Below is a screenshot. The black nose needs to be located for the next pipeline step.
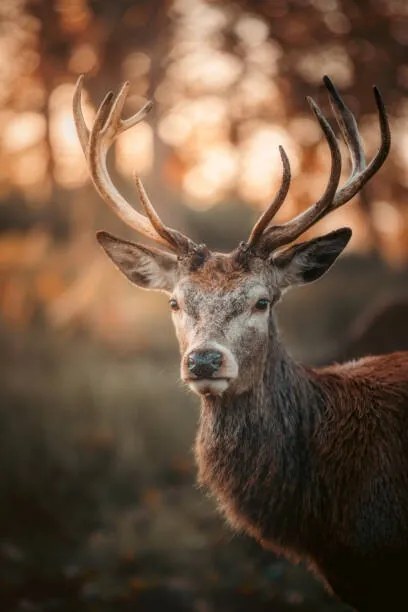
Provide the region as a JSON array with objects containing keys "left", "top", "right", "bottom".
[{"left": 187, "top": 350, "right": 222, "bottom": 379}]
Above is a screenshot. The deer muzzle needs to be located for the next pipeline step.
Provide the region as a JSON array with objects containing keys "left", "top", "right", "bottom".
[{"left": 181, "top": 342, "right": 238, "bottom": 396}]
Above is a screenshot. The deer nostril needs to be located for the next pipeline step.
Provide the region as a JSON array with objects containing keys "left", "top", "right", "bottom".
[{"left": 187, "top": 350, "right": 223, "bottom": 379}]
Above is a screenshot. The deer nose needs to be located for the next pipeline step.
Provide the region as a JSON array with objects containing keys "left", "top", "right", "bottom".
[{"left": 187, "top": 350, "right": 223, "bottom": 379}]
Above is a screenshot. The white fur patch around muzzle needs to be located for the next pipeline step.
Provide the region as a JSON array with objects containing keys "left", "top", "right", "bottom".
[{"left": 186, "top": 378, "right": 231, "bottom": 396}]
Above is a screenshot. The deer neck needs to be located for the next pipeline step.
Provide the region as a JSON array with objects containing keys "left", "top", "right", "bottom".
[{"left": 196, "top": 314, "right": 321, "bottom": 546}]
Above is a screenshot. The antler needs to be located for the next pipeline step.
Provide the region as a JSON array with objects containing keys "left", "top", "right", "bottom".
[
  {"left": 73, "top": 75, "right": 193, "bottom": 254},
  {"left": 247, "top": 146, "right": 291, "bottom": 247},
  {"left": 248, "top": 76, "right": 391, "bottom": 254}
]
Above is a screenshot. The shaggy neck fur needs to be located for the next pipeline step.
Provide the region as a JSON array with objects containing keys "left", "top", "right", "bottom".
[
  {"left": 195, "top": 313, "right": 324, "bottom": 557},
  {"left": 195, "top": 308, "right": 408, "bottom": 603}
]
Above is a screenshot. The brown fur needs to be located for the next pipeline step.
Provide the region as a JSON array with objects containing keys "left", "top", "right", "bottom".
[
  {"left": 195, "top": 335, "right": 408, "bottom": 611},
  {"left": 97, "top": 231, "right": 408, "bottom": 611},
  {"left": 181, "top": 251, "right": 252, "bottom": 291}
]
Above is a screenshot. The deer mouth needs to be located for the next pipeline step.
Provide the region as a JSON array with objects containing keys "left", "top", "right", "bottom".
[{"left": 185, "top": 377, "right": 231, "bottom": 396}]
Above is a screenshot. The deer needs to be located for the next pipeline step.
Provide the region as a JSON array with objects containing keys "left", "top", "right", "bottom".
[{"left": 73, "top": 75, "right": 408, "bottom": 611}]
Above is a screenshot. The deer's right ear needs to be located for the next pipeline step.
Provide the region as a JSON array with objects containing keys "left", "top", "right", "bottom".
[
  {"left": 96, "top": 231, "right": 178, "bottom": 293},
  {"left": 271, "top": 227, "right": 352, "bottom": 289}
]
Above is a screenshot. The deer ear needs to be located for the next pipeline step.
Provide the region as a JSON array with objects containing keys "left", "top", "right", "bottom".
[
  {"left": 96, "top": 231, "right": 178, "bottom": 293},
  {"left": 272, "top": 227, "right": 352, "bottom": 288}
]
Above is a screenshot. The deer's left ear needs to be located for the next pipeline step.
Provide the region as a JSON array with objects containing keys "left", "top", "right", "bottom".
[
  {"left": 271, "top": 227, "right": 352, "bottom": 288},
  {"left": 96, "top": 231, "right": 178, "bottom": 293}
]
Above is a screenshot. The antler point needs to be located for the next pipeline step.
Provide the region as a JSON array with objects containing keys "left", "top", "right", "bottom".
[
  {"left": 119, "top": 81, "right": 131, "bottom": 96},
  {"left": 306, "top": 96, "right": 320, "bottom": 115},
  {"left": 373, "top": 85, "right": 382, "bottom": 99}
]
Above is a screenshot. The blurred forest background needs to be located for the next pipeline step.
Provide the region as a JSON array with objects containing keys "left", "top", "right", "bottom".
[{"left": 1, "top": 0, "right": 407, "bottom": 610}]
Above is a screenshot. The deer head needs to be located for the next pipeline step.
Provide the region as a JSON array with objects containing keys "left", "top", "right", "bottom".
[{"left": 73, "top": 76, "right": 390, "bottom": 396}]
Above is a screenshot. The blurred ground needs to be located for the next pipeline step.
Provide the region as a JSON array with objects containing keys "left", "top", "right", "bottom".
[{"left": 1, "top": 253, "right": 407, "bottom": 612}]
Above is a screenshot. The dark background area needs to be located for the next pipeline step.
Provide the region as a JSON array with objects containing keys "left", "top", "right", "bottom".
[{"left": 0, "top": 1, "right": 407, "bottom": 610}]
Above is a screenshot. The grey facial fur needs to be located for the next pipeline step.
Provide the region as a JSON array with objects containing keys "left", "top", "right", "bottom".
[{"left": 172, "top": 272, "right": 275, "bottom": 395}]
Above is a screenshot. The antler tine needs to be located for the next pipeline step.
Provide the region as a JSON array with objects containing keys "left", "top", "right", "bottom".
[
  {"left": 254, "top": 77, "right": 390, "bottom": 254},
  {"left": 73, "top": 76, "right": 193, "bottom": 253},
  {"left": 133, "top": 174, "right": 191, "bottom": 251},
  {"left": 73, "top": 75, "right": 90, "bottom": 155},
  {"left": 103, "top": 80, "right": 154, "bottom": 139},
  {"left": 258, "top": 96, "right": 342, "bottom": 252},
  {"left": 323, "top": 75, "right": 365, "bottom": 176},
  {"left": 247, "top": 146, "right": 291, "bottom": 248},
  {"left": 325, "top": 77, "right": 390, "bottom": 209}
]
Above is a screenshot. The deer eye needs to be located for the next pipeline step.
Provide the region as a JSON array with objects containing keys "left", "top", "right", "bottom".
[
  {"left": 254, "top": 298, "right": 269, "bottom": 311},
  {"left": 169, "top": 298, "right": 179, "bottom": 311}
]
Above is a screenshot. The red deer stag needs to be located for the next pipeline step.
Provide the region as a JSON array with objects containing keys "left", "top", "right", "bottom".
[{"left": 73, "top": 75, "right": 408, "bottom": 611}]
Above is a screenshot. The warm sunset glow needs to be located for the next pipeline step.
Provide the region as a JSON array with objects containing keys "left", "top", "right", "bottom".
[
  {"left": 234, "top": 15, "right": 269, "bottom": 47},
  {"left": 57, "top": 0, "right": 92, "bottom": 34},
  {"left": 289, "top": 115, "right": 322, "bottom": 146},
  {"left": 168, "top": 50, "right": 242, "bottom": 93},
  {"left": 172, "top": 0, "right": 228, "bottom": 39},
  {"left": 296, "top": 45, "right": 354, "bottom": 86},
  {"left": 394, "top": 128, "right": 408, "bottom": 185},
  {"left": 0, "top": 0, "right": 406, "bottom": 340},
  {"left": 238, "top": 124, "right": 300, "bottom": 204},
  {"left": 3, "top": 112, "right": 46, "bottom": 152},
  {"left": 122, "top": 51, "right": 151, "bottom": 79},
  {"left": 49, "top": 83, "right": 91, "bottom": 188},
  {"left": 183, "top": 143, "right": 238, "bottom": 206},
  {"left": 69, "top": 42, "right": 99, "bottom": 74},
  {"left": 10, "top": 146, "right": 48, "bottom": 190},
  {"left": 245, "top": 41, "right": 283, "bottom": 76},
  {"left": 158, "top": 110, "right": 192, "bottom": 147},
  {"left": 232, "top": 73, "right": 282, "bottom": 118},
  {"left": 372, "top": 200, "right": 404, "bottom": 235},
  {"left": 115, "top": 121, "right": 153, "bottom": 177}
]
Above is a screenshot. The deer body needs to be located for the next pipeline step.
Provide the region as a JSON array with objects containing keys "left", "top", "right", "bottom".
[
  {"left": 73, "top": 75, "right": 408, "bottom": 609},
  {"left": 196, "top": 324, "right": 408, "bottom": 610}
]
